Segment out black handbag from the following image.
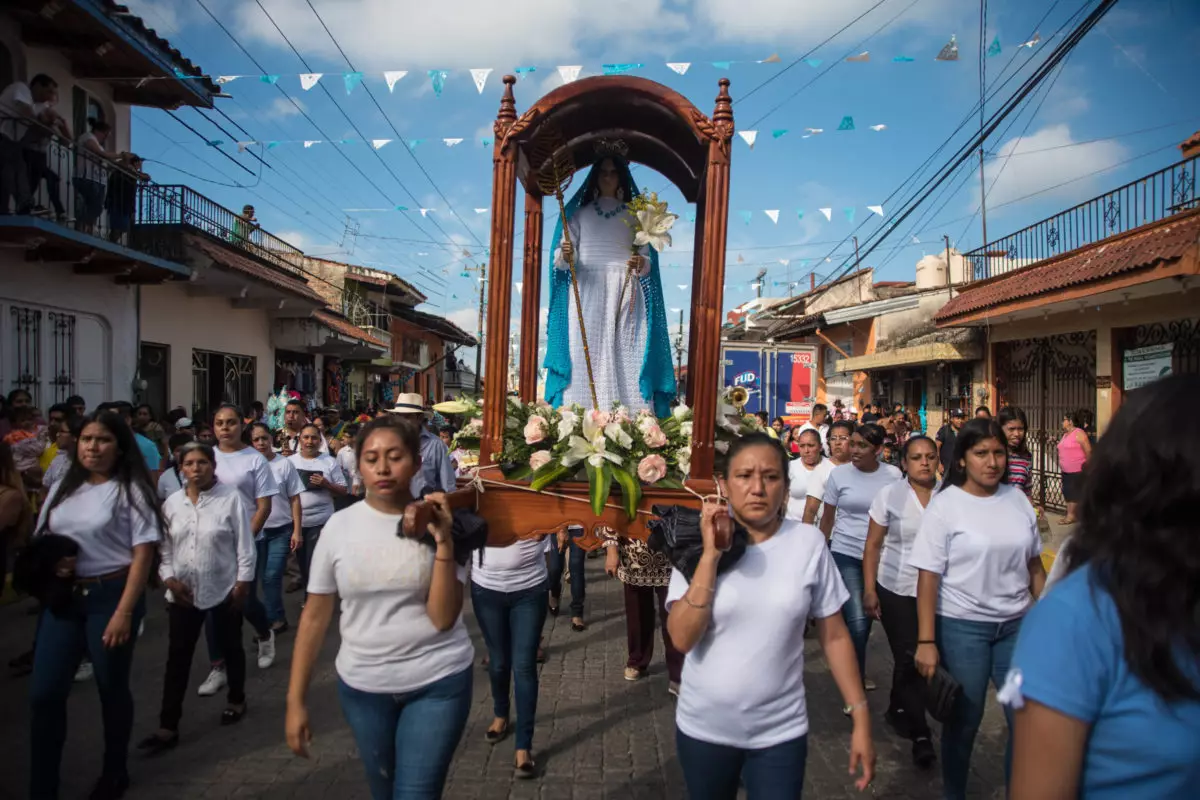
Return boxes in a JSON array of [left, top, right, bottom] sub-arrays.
[[12, 533, 79, 617], [646, 504, 748, 581], [920, 659, 963, 723]]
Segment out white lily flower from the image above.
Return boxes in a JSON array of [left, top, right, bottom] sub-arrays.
[[562, 434, 623, 468], [680, 421, 693, 438], [633, 206, 677, 252], [557, 408, 579, 441], [604, 422, 633, 449], [672, 403, 690, 421]]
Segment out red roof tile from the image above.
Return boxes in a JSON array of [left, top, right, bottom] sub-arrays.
[[186, 235, 325, 303], [936, 211, 1200, 322], [313, 311, 387, 348]]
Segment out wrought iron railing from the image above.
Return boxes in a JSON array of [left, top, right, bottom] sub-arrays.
[[964, 155, 1198, 282]]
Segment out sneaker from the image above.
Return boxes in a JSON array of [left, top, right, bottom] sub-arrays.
[[197, 666, 227, 696], [912, 737, 936, 769], [623, 666, 645, 681], [257, 631, 276, 669], [74, 660, 94, 683]]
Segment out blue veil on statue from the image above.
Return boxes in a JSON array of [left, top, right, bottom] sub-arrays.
[[543, 157, 677, 418]]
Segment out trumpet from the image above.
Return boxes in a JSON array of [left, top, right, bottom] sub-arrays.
[[729, 386, 750, 412]]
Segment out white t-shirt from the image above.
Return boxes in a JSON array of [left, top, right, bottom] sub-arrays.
[[157, 465, 183, 501], [336, 446, 361, 494], [75, 131, 110, 182], [263, 454, 305, 530], [288, 453, 346, 527], [665, 521, 849, 749], [868, 480, 931, 597], [214, 447, 278, 524], [470, 538, 548, 593], [307, 501, 475, 694], [37, 479, 161, 577], [907, 484, 1042, 623], [42, 452, 70, 493], [820, 462, 902, 559], [785, 458, 833, 522], [0, 82, 33, 141]]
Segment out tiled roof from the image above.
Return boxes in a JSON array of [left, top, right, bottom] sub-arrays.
[[935, 211, 1200, 322], [100, 1, 220, 95], [186, 235, 325, 303], [313, 311, 387, 348]]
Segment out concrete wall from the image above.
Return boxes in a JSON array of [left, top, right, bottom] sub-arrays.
[[807, 270, 876, 315], [140, 282, 274, 412]]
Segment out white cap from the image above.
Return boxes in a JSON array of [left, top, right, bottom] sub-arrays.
[[177, 417, 194, 428]]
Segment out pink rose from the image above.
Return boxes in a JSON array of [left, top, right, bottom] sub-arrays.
[[643, 422, 668, 449], [587, 409, 611, 428], [529, 450, 552, 471], [637, 454, 668, 484], [613, 406, 632, 424], [523, 416, 548, 445]]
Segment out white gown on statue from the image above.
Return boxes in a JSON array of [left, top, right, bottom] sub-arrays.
[[554, 197, 650, 411]]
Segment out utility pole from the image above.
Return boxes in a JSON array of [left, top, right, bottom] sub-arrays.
[[754, 268, 767, 298], [462, 262, 486, 395], [674, 309, 685, 388], [944, 234, 954, 295], [978, 0, 990, 247], [853, 235, 861, 271]]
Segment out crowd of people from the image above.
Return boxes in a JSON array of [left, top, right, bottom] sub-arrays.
[[1, 379, 1196, 800]]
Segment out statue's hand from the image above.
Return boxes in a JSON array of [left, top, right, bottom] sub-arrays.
[[560, 240, 574, 263], [628, 255, 650, 277]]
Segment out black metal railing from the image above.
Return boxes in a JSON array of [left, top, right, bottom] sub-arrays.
[[964, 155, 1198, 281]]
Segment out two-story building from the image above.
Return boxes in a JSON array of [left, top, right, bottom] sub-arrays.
[[0, 0, 218, 410]]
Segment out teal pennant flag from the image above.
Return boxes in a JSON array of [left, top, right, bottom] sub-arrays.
[[480, 136, 494, 147], [173, 67, 187, 78], [428, 70, 449, 97], [804, 58, 823, 68], [772, 129, 788, 139], [408, 139, 425, 150], [711, 61, 732, 70], [987, 36, 1002, 57], [844, 208, 855, 223], [838, 116, 855, 131], [514, 66, 537, 77], [796, 209, 804, 220], [344, 72, 364, 94], [260, 75, 279, 85], [395, 205, 409, 211], [266, 141, 279, 150], [205, 139, 223, 147], [739, 210, 753, 225], [893, 55, 914, 62], [685, 209, 697, 223], [601, 63, 642, 75]]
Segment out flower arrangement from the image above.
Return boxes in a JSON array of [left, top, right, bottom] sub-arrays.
[[617, 191, 678, 321], [449, 388, 764, 521]]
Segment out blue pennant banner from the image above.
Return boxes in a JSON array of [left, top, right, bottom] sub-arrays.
[[344, 72, 364, 94], [260, 75, 279, 84], [428, 70, 449, 97], [601, 63, 643, 76], [838, 116, 855, 131]]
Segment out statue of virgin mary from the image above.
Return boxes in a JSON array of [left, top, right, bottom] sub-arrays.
[[543, 148, 676, 417]]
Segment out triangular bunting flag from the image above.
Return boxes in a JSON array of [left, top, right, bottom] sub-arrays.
[[428, 70, 449, 97], [712, 61, 732, 70], [867, 205, 884, 217], [266, 142, 280, 150], [670, 307, 682, 314], [838, 116, 855, 131], [514, 66, 537, 79], [666, 62, 691, 75], [216, 75, 239, 85], [372, 139, 392, 150], [297, 74, 320, 91], [738, 130, 758, 148], [779, 259, 790, 266], [343, 72, 364, 94], [846, 51, 870, 62], [987, 35, 1002, 57], [408, 139, 425, 150], [205, 139, 223, 147], [602, 63, 642, 75], [303, 140, 320, 148], [870, 124, 887, 131], [739, 211, 753, 225], [480, 136, 493, 147], [515, 282, 523, 294], [237, 141, 253, 152], [759, 53, 781, 64], [557, 65, 582, 84], [260, 75, 279, 85], [911, 236, 921, 244], [1022, 33, 1040, 48], [796, 209, 804, 220], [383, 70, 408, 92], [470, 68, 492, 94], [893, 55, 915, 62], [772, 129, 788, 139], [395, 205, 409, 211], [819, 208, 832, 221], [419, 208, 433, 217], [804, 127, 824, 135], [764, 210, 779, 224], [474, 208, 489, 214], [804, 58, 823, 68], [844, 208, 855, 223], [936, 34, 959, 61], [685, 209, 696, 223], [677, 284, 688, 291]]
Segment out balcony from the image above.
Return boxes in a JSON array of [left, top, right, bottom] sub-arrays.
[[964, 155, 1198, 282]]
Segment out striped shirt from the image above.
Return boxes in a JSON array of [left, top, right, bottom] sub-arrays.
[[1006, 452, 1033, 497]]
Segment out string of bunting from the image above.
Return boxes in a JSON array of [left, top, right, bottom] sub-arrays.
[[339, 205, 889, 223]]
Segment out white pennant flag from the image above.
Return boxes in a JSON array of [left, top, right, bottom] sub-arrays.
[[764, 210, 779, 224], [666, 62, 691, 75], [867, 205, 884, 217], [443, 138, 463, 147], [557, 65, 582, 84], [470, 68, 493, 94], [670, 307, 682, 314], [819, 208, 832, 221], [237, 141, 254, 152], [515, 282, 523, 294], [383, 70, 408, 92], [216, 75, 239, 85], [303, 140, 320, 148], [299, 73, 323, 91], [1021, 32, 1041, 48], [419, 208, 433, 217], [911, 236, 921, 244], [474, 208, 489, 214], [677, 284, 689, 291], [779, 259, 790, 266], [738, 130, 758, 149], [372, 139, 392, 150], [805, 127, 824, 135], [870, 124, 887, 132]]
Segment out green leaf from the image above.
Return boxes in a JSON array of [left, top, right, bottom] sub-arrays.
[[654, 477, 685, 490], [503, 463, 532, 482], [530, 462, 571, 492], [585, 462, 613, 516], [610, 465, 643, 521]]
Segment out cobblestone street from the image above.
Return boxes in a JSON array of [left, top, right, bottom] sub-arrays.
[[0, 556, 1010, 800]]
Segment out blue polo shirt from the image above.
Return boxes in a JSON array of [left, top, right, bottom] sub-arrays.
[[134, 432, 160, 472]]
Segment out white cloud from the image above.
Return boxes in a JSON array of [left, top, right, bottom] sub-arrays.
[[694, 0, 962, 44], [984, 124, 1127, 209], [264, 97, 305, 119], [445, 307, 480, 334]]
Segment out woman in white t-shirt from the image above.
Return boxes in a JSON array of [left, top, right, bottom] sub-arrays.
[[785, 427, 833, 522], [470, 535, 549, 779], [74, 118, 112, 234], [665, 433, 875, 797], [286, 416, 474, 799], [908, 418, 1046, 800], [817, 423, 902, 685], [332, 426, 363, 506], [800, 419, 853, 524], [861, 434, 939, 769], [248, 422, 304, 638], [288, 423, 347, 592], [30, 411, 165, 799]]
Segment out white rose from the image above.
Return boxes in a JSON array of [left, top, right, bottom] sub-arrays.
[[680, 421, 693, 438], [672, 403, 690, 421]]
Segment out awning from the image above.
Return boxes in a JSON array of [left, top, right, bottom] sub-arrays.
[[836, 342, 981, 372]]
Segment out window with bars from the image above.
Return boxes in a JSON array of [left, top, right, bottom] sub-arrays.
[[8, 305, 77, 406]]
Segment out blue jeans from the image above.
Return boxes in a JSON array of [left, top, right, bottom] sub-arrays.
[[29, 575, 146, 799], [247, 524, 291, 628], [675, 729, 808, 799], [299, 524, 323, 596], [470, 580, 548, 751], [337, 666, 473, 800], [936, 615, 1022, 800], [831, 551, 872, 680], [545, 529, 585, 617]]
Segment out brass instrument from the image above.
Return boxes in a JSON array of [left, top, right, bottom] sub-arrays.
[[729, 386, 749, 413]]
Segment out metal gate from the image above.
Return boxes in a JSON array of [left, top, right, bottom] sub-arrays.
[[995, 331, 1096, 510], [1129, 318, 1200, 376]]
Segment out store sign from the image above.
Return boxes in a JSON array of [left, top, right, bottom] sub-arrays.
[[1123, 343, 1173, 390]]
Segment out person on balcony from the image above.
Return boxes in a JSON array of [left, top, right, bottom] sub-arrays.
[[0, 74, 60, 216], [75, 119, 113, 235], [233, 204, 258, 249], [20, 82, 70, 223], [105, 153, 146, 245]]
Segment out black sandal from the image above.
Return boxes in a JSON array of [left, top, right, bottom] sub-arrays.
[[220, 703, 247, 726], [547, 598, 560, 617], [514, 757, 537, 780], [137, 732, 179, 755], [485, 721, 510, 744]]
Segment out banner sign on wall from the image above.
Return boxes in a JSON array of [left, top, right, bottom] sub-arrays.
[[1123, 343, 1173, 390]]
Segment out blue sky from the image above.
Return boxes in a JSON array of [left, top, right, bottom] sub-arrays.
[[125, 0, 1200, 349]]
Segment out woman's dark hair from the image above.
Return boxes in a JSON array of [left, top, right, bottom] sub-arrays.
[[167, 432, 194, 453], [1067, 374, 1200, 702], [724, 432, 790, 487], [1071, 407, 1093, 431], [213, 402, 243, 421], [939, 418, 1007, 492], [6, 388, 31, 406], [37, 411, 166, 538], [996, 405, 1031, 457], [577, 154, 633, 205], [796, 428, 822, 446], [165, 407, 187, 425], [89, 119, 111, 134], [354, 415, 422, 468], [855, 423, 886, 448], [772, 416, 785, 427], [900, 434, 936, 461], [9, 406, 35, 425], [134, 403, 154, 418], [245, 422, 272, 442], [828, 420, 855, 439], [177, 441, 216, 467]]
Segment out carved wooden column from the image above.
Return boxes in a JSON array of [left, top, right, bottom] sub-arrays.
[[481, 75, 519, 466], [688, 79, 734, 481], [518, 190, 544, 402]]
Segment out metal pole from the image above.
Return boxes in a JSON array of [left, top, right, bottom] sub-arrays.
[[675, 309, 684, 387], [944, 234, 953, 292], [474, 265, 485, 395], [853, 235, 861, 271], [978, 0, 989, 247]]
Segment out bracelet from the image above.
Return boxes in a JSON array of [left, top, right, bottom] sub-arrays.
[[846, 699, 868, 712], [434, 556, 455, 563], [917, 640, 936, 645], [682, 593, 711, 610], [690, 584, 715, 594]]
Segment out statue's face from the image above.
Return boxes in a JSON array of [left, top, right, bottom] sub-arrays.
[[596, 158, 620, 198]]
